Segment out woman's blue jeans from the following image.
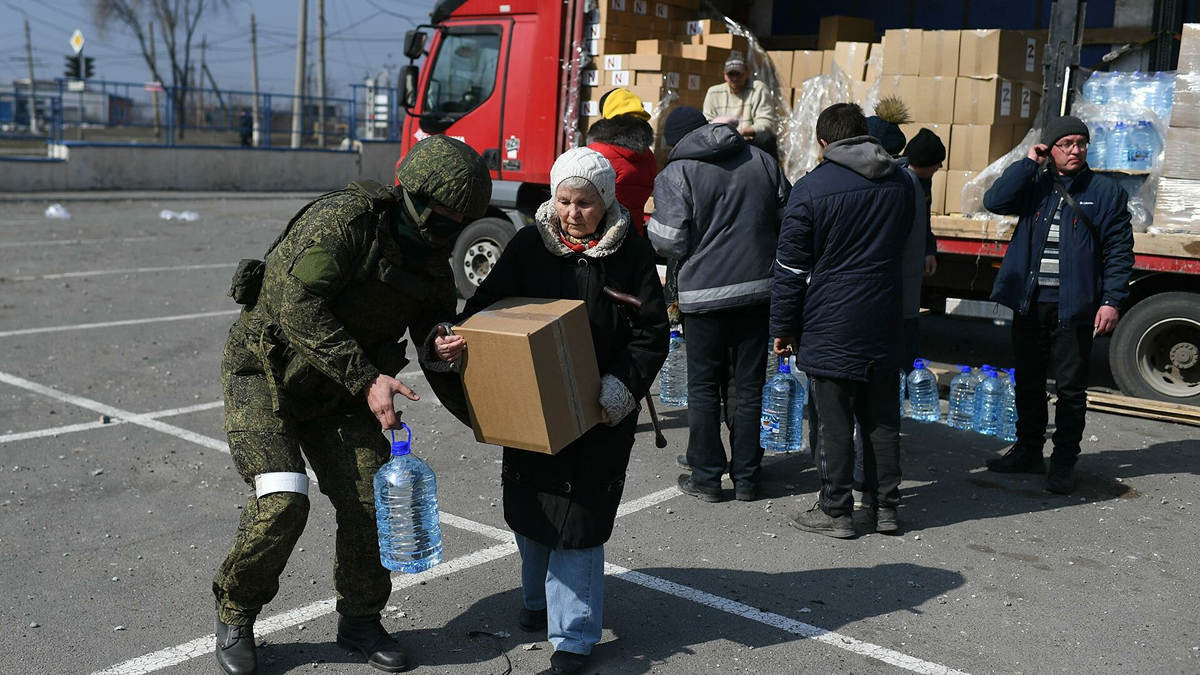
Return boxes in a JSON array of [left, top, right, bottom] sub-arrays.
[[514, 533, 605, 655]]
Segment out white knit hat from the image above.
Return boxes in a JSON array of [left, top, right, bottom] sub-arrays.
[[550, 147, 616, 209]]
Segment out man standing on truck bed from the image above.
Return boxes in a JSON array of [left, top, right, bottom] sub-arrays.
[[703, 56, 779, 157], [982, 116, 1134, 495]]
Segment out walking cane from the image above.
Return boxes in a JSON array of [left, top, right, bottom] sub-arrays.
[[601, 285, 668, 448]]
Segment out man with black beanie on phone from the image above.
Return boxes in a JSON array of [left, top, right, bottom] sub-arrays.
[[982, 115, 1134, 495]]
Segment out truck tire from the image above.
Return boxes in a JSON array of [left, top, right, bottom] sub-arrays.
[[452, 217, 515, 299], [1109, 291, 1200, 403]]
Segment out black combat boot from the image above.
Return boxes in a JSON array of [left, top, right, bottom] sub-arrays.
[[214, 619, 257, 675], [518, 606, 547, 632], [337, 615, 408, 673], [550, 649, 590, 674], [1045, 463, 1076, 495], [985, 445, 1046, 474], [789, 503, 854, 539]]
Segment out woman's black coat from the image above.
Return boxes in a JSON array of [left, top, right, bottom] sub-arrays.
[[457, 214, 669, 549]]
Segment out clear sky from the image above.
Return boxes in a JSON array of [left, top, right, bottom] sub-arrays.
[[0, 0, 436, 97]]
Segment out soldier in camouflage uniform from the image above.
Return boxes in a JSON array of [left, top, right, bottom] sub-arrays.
[[212, 136, 491, 675]]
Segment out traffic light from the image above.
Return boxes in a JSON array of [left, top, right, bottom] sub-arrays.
[[64, 55, 81, 79], [83, 57, 94, 79]]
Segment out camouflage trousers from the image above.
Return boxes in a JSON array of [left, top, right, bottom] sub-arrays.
[[212, 410, 392, 626]]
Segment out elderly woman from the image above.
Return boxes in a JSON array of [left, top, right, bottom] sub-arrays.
[[433, 147, 668, 673]]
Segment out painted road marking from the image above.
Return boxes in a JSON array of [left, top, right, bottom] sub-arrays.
[[0, 400, 224, 444], [6, 262, 236, 281], [0, 236, 158, 249], [0, 310, 240, 338]]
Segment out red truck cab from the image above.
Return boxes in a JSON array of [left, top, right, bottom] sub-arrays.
[[399, 0, 586, 296]]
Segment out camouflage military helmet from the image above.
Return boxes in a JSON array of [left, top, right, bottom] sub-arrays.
[[395, 136, 492, 219]]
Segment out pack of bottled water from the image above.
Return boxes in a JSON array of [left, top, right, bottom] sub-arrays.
[[1081, 71, 1172, 172], [659, 329, 688, 407], [760, 356, 805, 453], [375, 425, 443, 574]]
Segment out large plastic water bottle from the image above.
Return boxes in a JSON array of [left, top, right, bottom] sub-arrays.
[[1151, 72, 1176, 121], [1125, 121, 1156, 171], [999, 368, 1018, 442], [1082, 72, 1109, 104], [760, 357, 803, 453], [1089, 123, 1109, 170], [375, 424, 443, 574], [906, 359, 940, 422], [972, 370, 1004, 436], [659, 330, 688, 407], [946, 365, 978, 430], [1106, 122, 1129, 171]]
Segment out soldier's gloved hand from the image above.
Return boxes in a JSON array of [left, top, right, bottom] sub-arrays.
[[366, 374, 420, 430]]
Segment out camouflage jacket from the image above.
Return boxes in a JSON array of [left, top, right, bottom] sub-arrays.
[[222, 188, 457, 430]]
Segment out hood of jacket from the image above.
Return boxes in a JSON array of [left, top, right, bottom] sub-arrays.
[[666, 123, 745, 164], [585, 115, 655, 152], [823, 135, 897, 180], [534, 198, 630, 259]]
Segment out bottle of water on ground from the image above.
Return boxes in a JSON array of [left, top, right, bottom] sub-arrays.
[[906, 359, 940, 422], [946, 365, 978, 430], [760, 357, 803, 453], [375, 424, 443, 574], [659, 329, 688, 407], [999, 368, 1019, 443], [972, 370, 1004, 436]]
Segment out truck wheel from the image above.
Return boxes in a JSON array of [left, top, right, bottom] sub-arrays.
[[1109, 291, 1200, 403], [452, 217, 514, 299]]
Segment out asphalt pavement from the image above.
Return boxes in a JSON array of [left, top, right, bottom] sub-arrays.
[[1, 195, 1197, 675]]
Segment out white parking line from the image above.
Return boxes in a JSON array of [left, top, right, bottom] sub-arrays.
[[6, 262, 237, 281], [0, 236, 158, 249], [0, 400, 224, 444], [0, 309, 240, 338]]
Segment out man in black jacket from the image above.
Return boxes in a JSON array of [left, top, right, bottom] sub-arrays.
[[983, 116, 1134, 495], [772, 103, 915, 538], [650, 106, 791, 502]]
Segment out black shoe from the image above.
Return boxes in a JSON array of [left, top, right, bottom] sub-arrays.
[[550, 650, 590, 674], [215, 619, 257, 675], [676, 454, 731, 475], [677, 474, 724, 502], [986, 446, 1046, 474], [518, 606, 547, 632], [734, 482, 758, 502], [336, 615, 408, 673], [789, 504, 854, 539], [1046, 463, 1076, 495], [873, 506, 899, 534]]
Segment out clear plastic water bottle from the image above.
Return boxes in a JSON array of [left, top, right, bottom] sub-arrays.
[[906, 359, 940, 422], [659, 330, 688, 407], [375, 424, 443, 574], [972, 370, 1004, 436], [760, 357, 803, 453], [1125, 121, 1156, 171], [898, 368, 907, 419], [946, 365, 978, 430], [1107, 122, 1129, 171], [1082, 72, 1108, 104], [789, 366, 807, 451], [999, 368, 1018, 442], [1151, 71, 1176, 121], [1089, 122, 1108, 170]]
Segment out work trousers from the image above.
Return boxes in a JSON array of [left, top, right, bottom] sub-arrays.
[[682, 305, 769, 490], [1011, 302, 1094, 466], [809, 372, 902, 518], [213, 410, 392, 626], [515, 534, 605, 656]]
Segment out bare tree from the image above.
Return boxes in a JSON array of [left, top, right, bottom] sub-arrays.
[[87, 0, 232, 139]]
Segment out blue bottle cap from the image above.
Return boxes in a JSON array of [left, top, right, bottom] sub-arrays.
[[959, 365, 972, 373], [390, 424, 412, 456], [670, 330, 681, 338], [913, 358, 927, 369], [981, 364, 995, 371], [987, 370, 999, 378]]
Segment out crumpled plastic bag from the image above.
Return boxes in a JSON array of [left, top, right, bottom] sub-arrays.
[[44, 204, 71, 220]]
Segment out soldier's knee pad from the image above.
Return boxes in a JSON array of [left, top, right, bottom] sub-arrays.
[[254, 472, 311, 515]]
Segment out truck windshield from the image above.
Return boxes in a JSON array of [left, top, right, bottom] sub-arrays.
[[424, 31, 501, 115]]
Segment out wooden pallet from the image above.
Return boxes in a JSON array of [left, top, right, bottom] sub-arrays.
[[930, 215, 1200, 259], [1085, 391, 1200, 427]]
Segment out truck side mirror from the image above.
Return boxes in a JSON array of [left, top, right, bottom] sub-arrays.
[[399, 65, 419, 110], [404, 30, 428, 60]]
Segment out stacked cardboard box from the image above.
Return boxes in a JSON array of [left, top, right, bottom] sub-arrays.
[[878, 28, 1043, 213], [1154, 23, 1200, 232]]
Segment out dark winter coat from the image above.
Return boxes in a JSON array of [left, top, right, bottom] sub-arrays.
[[456, 200, 669, 550], [984, 158, 1135, 325], [895, 157, 938, 320], [587, 116, 658, 235], [770, 135, 916, 381], [649, 123, 791, 313]]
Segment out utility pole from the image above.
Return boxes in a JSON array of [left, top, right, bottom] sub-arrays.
[[149, 21, 160, 138], [317, 0, 326, 147], [24, 16, 38, 135], [200, 37, 208, 125], [251, 12, 261, 147], [291, 0, 308, 149]]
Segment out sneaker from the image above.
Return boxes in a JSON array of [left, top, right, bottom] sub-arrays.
[[1045, 463, 1076, 495], [873, 506, 899, 534], [517, 607, 547, 633], [986, 446, 1046, 474], [550, 650, 590, 674], [788, 503, 854, 539], [676, 454, 731, 475], [677, 474, 724, 502], [734, 482, 758, 502]]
